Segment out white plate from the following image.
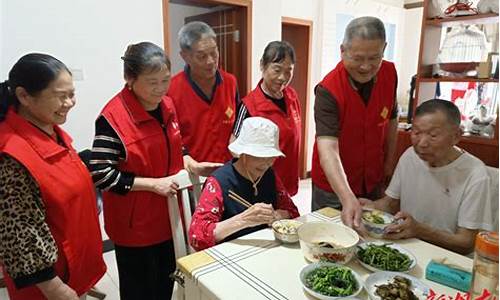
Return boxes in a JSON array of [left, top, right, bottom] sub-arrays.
[[299, 261, 363, 300], [356, 242, 417, 273], [364, 271, 430, 300]]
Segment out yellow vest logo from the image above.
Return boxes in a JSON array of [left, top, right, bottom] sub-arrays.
[[380, 106, 389, 119], [225, 107, 234, 119]]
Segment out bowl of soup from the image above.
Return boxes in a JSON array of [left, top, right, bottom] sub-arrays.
[[297, 222, 359, 264]]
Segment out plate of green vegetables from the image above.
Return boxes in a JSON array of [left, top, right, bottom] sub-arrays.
[[299, 261, 363, 299], [356, 242, 416, 273]]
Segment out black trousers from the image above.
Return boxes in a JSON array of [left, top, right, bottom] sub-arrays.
[[114, 240, 176, 300]]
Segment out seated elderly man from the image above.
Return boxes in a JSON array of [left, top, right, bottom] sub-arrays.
[[189, 117, 300, 251], [365, 99, 495, 255]]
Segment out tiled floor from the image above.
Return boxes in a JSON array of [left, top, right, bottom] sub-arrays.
[[0, 179, 312, 300]]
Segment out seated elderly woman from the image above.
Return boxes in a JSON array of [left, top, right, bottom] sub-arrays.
[[189, 117, 300, 250]]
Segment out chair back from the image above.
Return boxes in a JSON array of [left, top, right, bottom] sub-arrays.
[[167, 170, 206, 259]]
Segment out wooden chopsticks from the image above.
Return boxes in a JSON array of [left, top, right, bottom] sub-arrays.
[[228, 190, 252, 208]]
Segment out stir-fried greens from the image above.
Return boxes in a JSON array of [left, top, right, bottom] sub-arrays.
[[305, 265, 358, 297], [357, 244, 413, 271], [375, 275, 419, 300]]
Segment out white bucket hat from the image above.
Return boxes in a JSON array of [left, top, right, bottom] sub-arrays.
[[228, 117, 285, 158]]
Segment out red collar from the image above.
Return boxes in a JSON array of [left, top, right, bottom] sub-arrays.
[[119, 86, 173, 124], [5, 109, 72, 159]]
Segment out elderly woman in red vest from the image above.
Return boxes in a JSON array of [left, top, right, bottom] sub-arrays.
[[90, 42, 183, 300], [233, 41, 302, 196], [0, 54, 106, 300], [189, 117, 300, 251]]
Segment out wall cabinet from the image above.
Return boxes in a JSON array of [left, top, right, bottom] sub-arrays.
[[398, 0, 499, 167]]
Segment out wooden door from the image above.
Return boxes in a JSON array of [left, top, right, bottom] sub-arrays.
[[186, 9, 246, 96], [282, 18, 312, 178]]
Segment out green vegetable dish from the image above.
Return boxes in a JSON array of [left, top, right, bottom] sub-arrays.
[[305, 266, 358, 297], [357, 244, 413, 272]]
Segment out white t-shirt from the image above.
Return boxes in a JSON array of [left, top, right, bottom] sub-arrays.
[[386, 147, 495, 234]]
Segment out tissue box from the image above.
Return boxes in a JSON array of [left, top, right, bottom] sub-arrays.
[[425, 261, 472, 292]]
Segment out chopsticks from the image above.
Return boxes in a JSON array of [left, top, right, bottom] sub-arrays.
[[228, 189, 252, 208]]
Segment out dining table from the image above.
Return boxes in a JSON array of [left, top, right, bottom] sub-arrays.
[[176, 207, 472, 300]]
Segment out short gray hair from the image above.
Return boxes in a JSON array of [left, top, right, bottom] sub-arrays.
[[342, 16, 386, 48], [178, 21, 217, 51], [415, 99, 461, 127]]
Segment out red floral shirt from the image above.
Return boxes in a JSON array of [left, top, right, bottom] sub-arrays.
[[189, 176, 299, 250]]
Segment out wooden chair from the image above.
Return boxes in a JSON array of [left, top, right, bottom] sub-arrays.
[[167, 170, 206, 258], [167, 170, 205, 300]]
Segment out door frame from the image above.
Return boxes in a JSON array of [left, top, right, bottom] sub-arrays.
[[282, 16, 312, 179], [162, 0, 252, 94]]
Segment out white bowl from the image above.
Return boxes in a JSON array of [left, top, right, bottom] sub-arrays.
[[364, 271, 430, 300], [300, 261, 363, 299], [297, 222, 359, 264], [361, 208, 395, 239], [271, 219, 303, 243], [356, 242, 417, 273]]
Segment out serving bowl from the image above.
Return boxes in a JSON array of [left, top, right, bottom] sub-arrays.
[[300, 261, 363, 300], [271, 219, 303, 243], [356, 241, 417, 273], [297, 222, 359, 264], [361, 208, 395, 239]]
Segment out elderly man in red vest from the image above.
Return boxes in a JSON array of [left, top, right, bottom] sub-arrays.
[[311, 16, 399, 229], [168, 21, 240, 176]]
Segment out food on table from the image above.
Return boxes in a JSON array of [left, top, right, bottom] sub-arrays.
[[357, 244, 413, 272], [363, 209, 388, 224], [304, 265, 359, 297], [313, 240, 343, 249], [375, 275, 419, 300], [272, 220, 301, 235]]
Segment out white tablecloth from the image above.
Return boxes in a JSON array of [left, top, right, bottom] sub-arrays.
[[177, 209, 472, 300]]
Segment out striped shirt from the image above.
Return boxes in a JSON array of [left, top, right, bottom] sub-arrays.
[[90, 106, 164, 194], [232, 84, 286, 136]]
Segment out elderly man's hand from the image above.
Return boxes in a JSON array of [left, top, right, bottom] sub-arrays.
[[341, 194, 363, 228], [358, 197, 374, 209], [383, 211, 420, 240]]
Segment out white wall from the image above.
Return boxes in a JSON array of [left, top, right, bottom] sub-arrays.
[[1, 0, 164, 151], [168, 3, 212, 74], [398, 7, 423, 114], [251, 0, 282, 86]]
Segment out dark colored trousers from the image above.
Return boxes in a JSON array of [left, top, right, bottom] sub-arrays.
[[114, 240, 176, 300], [311, 183, 382, 211]]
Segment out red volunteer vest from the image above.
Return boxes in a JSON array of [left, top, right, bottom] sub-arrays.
[[311, 60, 396, 195], [242, 82, 302, 196], [0, 109, 106, 299], [100, 87, 184, 247], [167, 69, 237, 163]]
